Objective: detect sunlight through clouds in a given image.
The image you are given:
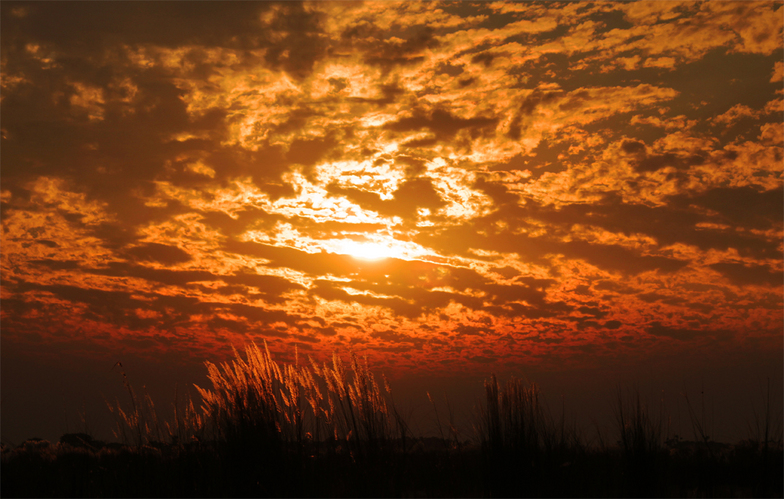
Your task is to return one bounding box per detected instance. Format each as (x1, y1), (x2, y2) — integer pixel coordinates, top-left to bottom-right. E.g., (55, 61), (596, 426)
(1, 0), (781, 378)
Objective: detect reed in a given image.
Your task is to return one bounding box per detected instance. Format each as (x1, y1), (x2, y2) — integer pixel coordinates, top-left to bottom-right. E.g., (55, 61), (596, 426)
(193, 342), (402, 456)
(107, 363), (205, 448)
(477, 375), (558, 459)
(87, 347), (780, 497)
(475, 375), (584, 496)
(167, 385), (205, 446)
(613, 385), (666, 496)
(614, 385), (664, 459)
(106, 363), (163, 447)
(747, 377), (784, 452)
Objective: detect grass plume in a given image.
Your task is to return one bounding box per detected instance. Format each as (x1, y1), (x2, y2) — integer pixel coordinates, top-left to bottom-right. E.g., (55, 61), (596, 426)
(194, 343), (402, 456)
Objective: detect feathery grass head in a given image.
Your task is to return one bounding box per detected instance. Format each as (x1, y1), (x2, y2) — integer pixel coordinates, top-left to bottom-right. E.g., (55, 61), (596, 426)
(192, 341), (399, 456)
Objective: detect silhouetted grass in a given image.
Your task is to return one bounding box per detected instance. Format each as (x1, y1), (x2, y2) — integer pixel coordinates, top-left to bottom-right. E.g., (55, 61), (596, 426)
(2, 343), (782, 497)
(191, 342), (410, 495)
(611, 385), (666, 496)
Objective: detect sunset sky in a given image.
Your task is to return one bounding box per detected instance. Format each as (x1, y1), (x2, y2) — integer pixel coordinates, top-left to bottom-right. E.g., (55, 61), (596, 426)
(2, 1), (782, 444)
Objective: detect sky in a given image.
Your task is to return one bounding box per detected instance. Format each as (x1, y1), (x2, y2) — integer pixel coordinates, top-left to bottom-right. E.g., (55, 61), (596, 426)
(2, 1), (783, 445)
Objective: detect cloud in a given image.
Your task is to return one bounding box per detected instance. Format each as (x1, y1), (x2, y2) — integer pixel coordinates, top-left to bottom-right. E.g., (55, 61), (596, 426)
(385, 108), (498, 141)
(709, 262), (782, 287)
(772, 61), (784, 82)
(126, 243), (192, 265)
(646, 322), (703, 341)
(1, 1), (781, 376)
(327, 176), (446, 220)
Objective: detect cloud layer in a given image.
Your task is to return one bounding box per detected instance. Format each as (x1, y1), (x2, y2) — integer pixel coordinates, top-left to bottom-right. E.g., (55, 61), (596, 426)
(2, 1), (782, 374)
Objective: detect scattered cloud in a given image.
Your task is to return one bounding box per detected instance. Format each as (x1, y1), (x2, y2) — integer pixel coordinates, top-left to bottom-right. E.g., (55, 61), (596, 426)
(1, 1), (782, 374)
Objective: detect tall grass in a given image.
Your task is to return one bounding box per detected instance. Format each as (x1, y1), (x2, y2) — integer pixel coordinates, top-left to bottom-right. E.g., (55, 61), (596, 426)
(479, 375), (547, 457)
(614, 385), (664, 459)
(168, 384), (204, 446)
(476, 375), (584, 497)
(613, 385), (666, 496)
(106, 342), (403, 455)
(187, 342), (409, 495)
(107, 363), (204, 448)
(478, 375), (582, 459)
(745, 377), (784, 497)
(93, 347), (781, 497)
(106, 363), (163, 447)
(747, 377), (784, 452)
(193, 343), (405, 459)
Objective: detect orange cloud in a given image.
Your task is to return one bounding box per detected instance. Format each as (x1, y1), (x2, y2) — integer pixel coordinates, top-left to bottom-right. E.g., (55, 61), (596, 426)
(1, 1), (781, 379)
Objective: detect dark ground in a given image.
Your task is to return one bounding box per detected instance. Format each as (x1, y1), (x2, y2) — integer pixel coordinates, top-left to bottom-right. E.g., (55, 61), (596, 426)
(2, 434), (782, 498)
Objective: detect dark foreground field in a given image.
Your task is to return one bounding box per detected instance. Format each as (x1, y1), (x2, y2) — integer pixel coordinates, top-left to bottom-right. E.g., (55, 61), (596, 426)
(2, 344), (782, 497)
(2, 434), (782, 497)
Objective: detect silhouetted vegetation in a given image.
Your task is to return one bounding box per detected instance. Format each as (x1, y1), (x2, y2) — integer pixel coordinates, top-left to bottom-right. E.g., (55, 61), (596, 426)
(2, 344), (782, 497)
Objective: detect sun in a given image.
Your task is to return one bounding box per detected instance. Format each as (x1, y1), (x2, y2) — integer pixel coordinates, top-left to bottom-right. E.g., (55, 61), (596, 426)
(332, 239), (397, 260)
(323, 235), (432, 261)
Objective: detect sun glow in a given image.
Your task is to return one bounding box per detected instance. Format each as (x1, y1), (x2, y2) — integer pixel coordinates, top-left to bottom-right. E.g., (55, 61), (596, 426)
(326, 236), (431, 261)
(331, 239), (400, 260)
(242, 224), (434, 262)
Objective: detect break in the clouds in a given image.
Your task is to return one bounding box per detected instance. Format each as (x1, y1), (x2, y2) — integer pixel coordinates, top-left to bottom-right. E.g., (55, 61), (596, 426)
(1, 1), (782, 374)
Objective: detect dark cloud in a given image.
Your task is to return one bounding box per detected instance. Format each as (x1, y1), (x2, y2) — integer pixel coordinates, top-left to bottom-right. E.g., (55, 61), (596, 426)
(288, 134), (337, 169)
(621, 139), (646, 154)
(224, 271), (306, 304)
(10, 282), (149, 327)
(1, 2), (263, 50)
(220, 301), (302, 326)
(344, 23), (438, 69)
(562, 240), (688, 274)
(585, 7), (635, 33)
(384, 108), (498, 142)
(86, 262), (215, 288)
(525, 194), (781, 259)
(29, 259), (81, 270)
(473, 175), (522, 206)
(261, 5), (327, 79)
(453, 324), (491, 336)
(668, 50), (782, 128)
(1, 2), (328, 79)
(370, 329), (425, 348)
(646, 322), (703, 341)
(709, 262), (782, 287)
(507, 88), (565, 140)
(199, 207), (282, 238)
(414, 216), (688, 276)
(635, 152), (708, 172)
(328, 177), (446, 219)
(224, 240), (360, 277)
(677, 186), (784, 230)
(127, 243), (192, 265)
